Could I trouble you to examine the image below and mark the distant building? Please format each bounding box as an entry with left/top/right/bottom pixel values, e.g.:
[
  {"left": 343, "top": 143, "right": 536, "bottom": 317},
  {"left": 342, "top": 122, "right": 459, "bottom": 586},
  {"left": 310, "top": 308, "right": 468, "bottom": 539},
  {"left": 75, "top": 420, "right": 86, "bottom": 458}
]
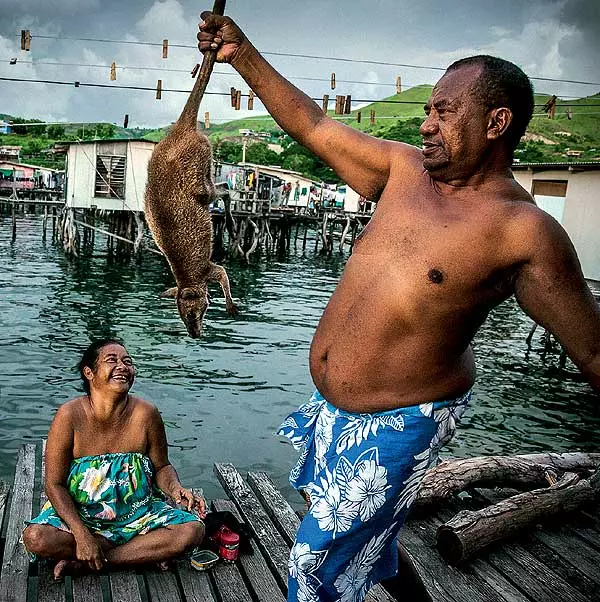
[
  {"left": 56, "top": 138, "right": 156, "bottom": 212},
  {"left": 0, "top": 120, "right": 12, "bottom": 134},
  {"left": 512, "top": 161, "right": 600, "bottom": 281},
  {"left": 0, "top": 145, "right": 21, "bottom": 162},
  {"left": 0, "top": 160, "right": 63, "bottom": 196}
]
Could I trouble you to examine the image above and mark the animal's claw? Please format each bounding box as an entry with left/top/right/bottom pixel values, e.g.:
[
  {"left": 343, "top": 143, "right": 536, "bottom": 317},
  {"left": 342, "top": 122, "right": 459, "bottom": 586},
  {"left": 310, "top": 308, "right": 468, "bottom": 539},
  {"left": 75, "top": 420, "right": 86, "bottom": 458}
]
[{"left": 226, "top": 302, "right": 240, "bottom": 316}]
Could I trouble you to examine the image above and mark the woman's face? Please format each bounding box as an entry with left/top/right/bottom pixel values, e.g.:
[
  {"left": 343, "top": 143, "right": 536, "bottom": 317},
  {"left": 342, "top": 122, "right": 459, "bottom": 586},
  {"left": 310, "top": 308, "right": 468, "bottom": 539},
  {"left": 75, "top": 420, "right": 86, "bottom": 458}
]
[{"left": 87, "top": 343, "right": 135, "bottom": 394}]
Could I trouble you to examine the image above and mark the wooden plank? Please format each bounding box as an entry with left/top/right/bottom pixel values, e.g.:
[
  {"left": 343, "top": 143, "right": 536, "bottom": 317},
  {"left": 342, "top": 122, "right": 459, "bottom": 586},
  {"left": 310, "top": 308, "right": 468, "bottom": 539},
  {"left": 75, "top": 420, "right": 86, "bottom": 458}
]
[
  {"left": 210, "top": 561, "right": 253, "bottom": 602},
  {"left": 109, "top": 570, "right": 143, "bottom": 602},
  {"left": 0, "top": 444, "right": 36, "bottom": 602},
  {"left": 0, "top": 480, "right": 11, "bottom": 533},
  {"left": 487, "top": 544, "right": 590, "bottom": 602},
  {"left": 247, "top": 471, "right": 398, "bottom": 602},
  {"left": 176, "top": 561, "right": 216, "bottom": 602},
  {"left": 213, "top": 464, "right": 290, "bottom": 590},
  {"left": 145, "top": 569, "right": 182, "bottom": 601},
  {"left": 400, "top": 522, "right": 496, "bottom": 602},
  {"left": 213, "top": 498, "right": 285, "bottom": 602},
  {"left": 72, "top": 574, "right": 104, "bottom": 602},
  {"left": 37, "top": 438, "right": 68, "bottom": 602}
]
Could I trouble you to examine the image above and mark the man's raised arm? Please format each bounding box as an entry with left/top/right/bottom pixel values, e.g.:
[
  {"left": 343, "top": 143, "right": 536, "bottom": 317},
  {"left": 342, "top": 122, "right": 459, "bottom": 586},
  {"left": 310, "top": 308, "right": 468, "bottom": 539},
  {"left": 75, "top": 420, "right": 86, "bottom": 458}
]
[
  {"left": 514, "top": 211, "right": 600, "bottom": 393},
  {"left": 198, "top": 13, "right": 417, "bottom": 201}
]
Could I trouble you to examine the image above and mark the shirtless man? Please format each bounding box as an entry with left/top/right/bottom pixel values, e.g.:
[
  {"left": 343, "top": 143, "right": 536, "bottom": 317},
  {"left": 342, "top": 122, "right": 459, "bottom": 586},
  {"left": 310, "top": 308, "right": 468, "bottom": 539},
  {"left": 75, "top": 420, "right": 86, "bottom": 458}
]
[{"left": 199, "top": 15, "right": 600, "bottom": 602}]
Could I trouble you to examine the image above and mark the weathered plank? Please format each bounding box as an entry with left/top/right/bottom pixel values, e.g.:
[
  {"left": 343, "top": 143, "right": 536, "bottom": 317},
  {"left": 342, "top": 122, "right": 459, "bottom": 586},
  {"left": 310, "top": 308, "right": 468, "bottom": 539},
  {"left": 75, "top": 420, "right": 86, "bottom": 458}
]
[
  {"left": 213, "top": 498, "right": 285, "bottom": 602},
  {"left": 37, "top": 438, "right": 68, "bottom": 602},
  {"left": 0, "top": 480, "right": 11, "bottom": 529},
  {"left": 214, "top": 464, "right": 290, "bottom": 590},
  {"left": 72, "top": 573, "right": 104, "bottom": 602},
  {"left": 0, "top": 444, "right": 36, "bottom": 602},
  {"left": 145, "top": 569, "right": 182, "bottom": 601},
  {"left": 109, "top": 570, "right": 143, "bottom": 602},
  {"left": 401, "top": 518, "right": 518, "bottom": 602},
  {"left": 247, "top": 471, "right": 398, "bottom": 602},
  {"left": 37, "top": 569, "right": 67, "bottom": 602},
  {"left": 176, "top": 561, "right": 216, "bottom": 602},
  {"left": 211, "top": 561, "right": 253, "bottom": 602}
]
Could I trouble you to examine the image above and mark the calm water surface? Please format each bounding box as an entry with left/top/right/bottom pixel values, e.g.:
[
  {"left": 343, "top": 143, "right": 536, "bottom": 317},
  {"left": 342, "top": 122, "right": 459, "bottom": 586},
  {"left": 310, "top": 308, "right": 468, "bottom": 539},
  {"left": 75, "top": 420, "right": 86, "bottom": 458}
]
[{"left": 1, "top": 214, "right": 599, "bottom": 505}]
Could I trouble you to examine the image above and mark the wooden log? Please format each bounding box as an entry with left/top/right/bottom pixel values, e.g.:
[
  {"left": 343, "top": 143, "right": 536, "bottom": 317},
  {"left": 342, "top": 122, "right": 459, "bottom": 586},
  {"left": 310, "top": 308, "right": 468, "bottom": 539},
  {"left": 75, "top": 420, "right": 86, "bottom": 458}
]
[
  {"left": 417, "top": 453, "right": 600, "bottom": 506},
  {"left": 436, "top": 469, "right": 600, "bottom": 565}
]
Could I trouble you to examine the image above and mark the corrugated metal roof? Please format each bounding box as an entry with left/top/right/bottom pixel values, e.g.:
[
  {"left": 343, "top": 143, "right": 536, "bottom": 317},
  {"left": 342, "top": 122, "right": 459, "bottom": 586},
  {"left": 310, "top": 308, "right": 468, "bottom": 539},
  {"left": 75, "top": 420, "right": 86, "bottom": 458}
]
[{"left": 512, "top": 161, "right": 600, "bottom": 169}]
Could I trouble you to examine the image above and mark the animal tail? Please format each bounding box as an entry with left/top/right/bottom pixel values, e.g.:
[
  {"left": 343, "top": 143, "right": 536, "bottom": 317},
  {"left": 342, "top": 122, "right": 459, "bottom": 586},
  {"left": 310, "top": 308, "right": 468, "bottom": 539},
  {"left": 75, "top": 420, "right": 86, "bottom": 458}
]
[{"left": 178, "top": 0, "right": 227, "bottom": 129}]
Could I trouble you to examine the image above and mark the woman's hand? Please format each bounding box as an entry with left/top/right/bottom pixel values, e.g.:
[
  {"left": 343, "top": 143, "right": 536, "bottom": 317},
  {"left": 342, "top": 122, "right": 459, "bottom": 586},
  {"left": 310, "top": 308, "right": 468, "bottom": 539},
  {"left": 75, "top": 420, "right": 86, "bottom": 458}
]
[
  {"left": 74, "top": 531, "right": 106, "bottom": 571},
  {"left": 197, "top": 12, "right": 246, "bottom": 64},
  {"left": 172, "top": 486, "right": 207, "bottom": 518}
]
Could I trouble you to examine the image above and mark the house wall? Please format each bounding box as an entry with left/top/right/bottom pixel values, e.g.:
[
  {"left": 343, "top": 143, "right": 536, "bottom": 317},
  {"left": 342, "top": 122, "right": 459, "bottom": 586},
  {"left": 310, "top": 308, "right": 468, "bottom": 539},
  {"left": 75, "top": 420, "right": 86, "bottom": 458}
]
[
  {"left": 513, "top": 168, "right": 600, "bottom": 281},
  {"left": 65, "top": 141, "right": 154, "bottom": 212}
]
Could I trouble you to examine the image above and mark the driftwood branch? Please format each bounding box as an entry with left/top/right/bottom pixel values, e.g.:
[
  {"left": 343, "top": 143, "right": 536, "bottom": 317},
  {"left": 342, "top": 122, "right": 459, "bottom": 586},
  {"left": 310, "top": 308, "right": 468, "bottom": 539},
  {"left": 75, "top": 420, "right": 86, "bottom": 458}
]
[
  {"left": 416, "top": 452, "right": 600, "bottom": 506},
  {"left": 436, "top": 468, "right": 600, "bottom": 565}
]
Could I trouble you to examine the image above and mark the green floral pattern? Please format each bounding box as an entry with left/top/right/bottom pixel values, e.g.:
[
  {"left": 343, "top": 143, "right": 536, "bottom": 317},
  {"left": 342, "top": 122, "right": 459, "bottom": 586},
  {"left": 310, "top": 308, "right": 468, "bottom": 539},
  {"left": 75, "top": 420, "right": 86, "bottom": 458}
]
[{"left": 26, "top": 452, "right": 198, "bottom": 545}]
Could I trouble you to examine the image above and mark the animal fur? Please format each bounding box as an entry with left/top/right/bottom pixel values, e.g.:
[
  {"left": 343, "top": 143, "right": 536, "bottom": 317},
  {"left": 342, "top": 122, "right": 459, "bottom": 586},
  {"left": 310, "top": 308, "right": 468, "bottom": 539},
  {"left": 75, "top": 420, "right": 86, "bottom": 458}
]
[{"left": 144, "top": 39, "right": 238, "bottom": 338}]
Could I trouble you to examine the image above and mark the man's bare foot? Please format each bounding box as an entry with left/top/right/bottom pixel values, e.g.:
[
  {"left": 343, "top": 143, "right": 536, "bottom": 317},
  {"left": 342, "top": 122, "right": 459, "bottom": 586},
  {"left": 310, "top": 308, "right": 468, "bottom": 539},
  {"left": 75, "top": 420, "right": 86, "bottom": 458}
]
[{"left": 53, "top": 559, "right": 84, "bottom": 581}]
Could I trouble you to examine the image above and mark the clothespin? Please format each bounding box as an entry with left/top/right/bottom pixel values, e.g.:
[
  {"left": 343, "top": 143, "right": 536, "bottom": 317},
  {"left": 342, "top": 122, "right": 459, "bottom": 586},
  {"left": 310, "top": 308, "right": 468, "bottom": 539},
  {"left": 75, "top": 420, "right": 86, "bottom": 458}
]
[
  {"left": 156, "top": 79, "right": 162, "bottom": 100},
  {"left": 370, "top": 109, "right": 375, "bottom": 126},
  {"left": 567, "top": 108, "right": 572, "bottom": 120},
  {"left": 344, "top": 95, "right": 352, "bottom": 114},
  {"left": 322, "top": 94, "right": 329, "bottom": 113},
  {"left": 191, "top": 63, "right": 200, "bottom": 78},
  {"left": 9, "top": 58, "right": 17, "bottom": 65},
  {"left": 123, "top": 114, "right": 129, "bottom": 128},
  {"left": 356, "top": 111, "right": 361, "bottom": 123},
  {"left": 335, "top": 95, "right": 345, "bottom": 115},
  {"left": 248, "top": 89, "right": 255, "bottom": 110},
  {"left": 235, "top": 89, "right": 241, "bottom": 110},
  {"left": 74, "top": 81, "right": 80, "bottom": 87},
  {"left": 331, "top": 72, "right": 336, "bottom": 90},
  {"left": 205, "top": 111, "right": 210, "bottom": 129},
  {"left": 110, "top": 62, "right": 116, "bottom": 81},
  {"left": 396, "top": 76, "right": 402, "bottom": 95},
  {"left": 162, "top": 39, "right": 169, "bottom": 59},
  {"left": 230, "top": 87, "right": 237, "bottom": 107},
  {"left": 20, "top": 30, "right": 31, "bottom": 51}
]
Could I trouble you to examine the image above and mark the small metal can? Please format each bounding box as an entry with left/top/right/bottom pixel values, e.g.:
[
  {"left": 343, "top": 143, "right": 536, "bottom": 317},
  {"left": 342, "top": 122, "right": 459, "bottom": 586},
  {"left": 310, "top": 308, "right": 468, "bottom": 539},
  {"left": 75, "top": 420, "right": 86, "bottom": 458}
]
[{"left": 218, "top": 526, "right": 240, "bottom": 562}]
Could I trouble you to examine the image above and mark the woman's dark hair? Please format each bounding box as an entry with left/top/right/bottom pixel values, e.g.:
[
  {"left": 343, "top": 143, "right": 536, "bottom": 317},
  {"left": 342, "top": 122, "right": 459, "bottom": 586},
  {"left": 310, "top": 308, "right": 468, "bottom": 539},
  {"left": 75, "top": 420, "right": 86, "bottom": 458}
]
[
  {"left": 446, "top": 55, "right": 534, "bottom": 154},
  {"left": 78, "top": 338, "right": 126, "bottom": 394}
]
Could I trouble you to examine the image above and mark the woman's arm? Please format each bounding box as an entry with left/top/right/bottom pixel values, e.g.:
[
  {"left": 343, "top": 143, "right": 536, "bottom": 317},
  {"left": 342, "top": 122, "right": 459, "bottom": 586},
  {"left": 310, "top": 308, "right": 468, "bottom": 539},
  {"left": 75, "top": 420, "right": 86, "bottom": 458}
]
[{"left": 45, "top": 403, "right": 106, "bottom": 570}]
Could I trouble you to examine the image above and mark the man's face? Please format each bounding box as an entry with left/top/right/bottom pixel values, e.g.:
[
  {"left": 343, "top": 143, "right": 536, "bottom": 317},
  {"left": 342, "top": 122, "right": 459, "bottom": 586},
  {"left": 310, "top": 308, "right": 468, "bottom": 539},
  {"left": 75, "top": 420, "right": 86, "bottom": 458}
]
[{"left": 420, "top": 65, "right": 490, "bottom": 181}]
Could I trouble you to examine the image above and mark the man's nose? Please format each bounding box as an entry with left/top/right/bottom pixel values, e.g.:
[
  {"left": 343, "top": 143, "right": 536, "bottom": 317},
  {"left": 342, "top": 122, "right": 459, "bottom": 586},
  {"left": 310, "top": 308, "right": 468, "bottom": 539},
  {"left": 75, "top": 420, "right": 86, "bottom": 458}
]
[{"left": 420, "top": 116, "right": 437, "bottom": 136}]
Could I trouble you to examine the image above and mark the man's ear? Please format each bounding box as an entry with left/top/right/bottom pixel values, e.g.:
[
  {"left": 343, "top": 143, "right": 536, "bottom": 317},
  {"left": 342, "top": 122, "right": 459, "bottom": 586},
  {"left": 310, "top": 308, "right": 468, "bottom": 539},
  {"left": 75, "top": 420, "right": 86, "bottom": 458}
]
[
  {"left": 83, "top": 366, "right": 94, "bottom": 381},
  {"left": 487, "top": 107, "right": 513, "bottom": 140}
]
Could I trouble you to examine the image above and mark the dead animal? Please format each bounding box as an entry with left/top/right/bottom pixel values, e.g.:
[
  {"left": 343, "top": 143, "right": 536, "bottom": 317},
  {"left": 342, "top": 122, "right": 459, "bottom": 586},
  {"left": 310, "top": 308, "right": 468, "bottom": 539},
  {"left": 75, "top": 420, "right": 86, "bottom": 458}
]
[{"left": 144, "top": 0, "right": 238, "bottom": 338}]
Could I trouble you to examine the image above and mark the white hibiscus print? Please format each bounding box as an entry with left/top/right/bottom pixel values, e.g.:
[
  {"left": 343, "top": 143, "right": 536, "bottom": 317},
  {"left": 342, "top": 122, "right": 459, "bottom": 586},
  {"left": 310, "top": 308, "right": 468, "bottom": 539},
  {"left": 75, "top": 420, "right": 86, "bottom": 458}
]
[
  {"left": 336, "top": 413, "right": 404, "bottom": 454},
  {"left": 79, "top": 463, "right": 111, "bottom": 502},
  {"left": 345, "top": 459, "right": 390, "bottom": 522},
  {"left": 289, "top": 542, "right": 327, "bottom": 602},
  {"left": 314, "top": 403, "right": 337, "bottom": 476},
  {"left": 311, "top": 482, "right": 354, "bottom": 535},
  {"left": 334, "top": 524, "right": 395, "bottom": 602}
]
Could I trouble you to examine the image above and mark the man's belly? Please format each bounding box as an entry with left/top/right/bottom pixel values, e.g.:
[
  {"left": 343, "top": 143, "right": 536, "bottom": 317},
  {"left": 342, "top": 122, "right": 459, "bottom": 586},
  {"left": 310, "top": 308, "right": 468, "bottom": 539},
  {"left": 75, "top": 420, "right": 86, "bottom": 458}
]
[{"left": 309, "top": 328, "right": 476, "bottom": 412}]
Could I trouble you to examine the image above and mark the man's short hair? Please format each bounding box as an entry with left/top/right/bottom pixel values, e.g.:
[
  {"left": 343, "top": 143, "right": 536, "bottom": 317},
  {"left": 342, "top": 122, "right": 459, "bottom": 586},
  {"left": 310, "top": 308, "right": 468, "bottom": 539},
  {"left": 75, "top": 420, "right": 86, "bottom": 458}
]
[{"left": 446, "top": 55, "right": 534, "bottom": 152}]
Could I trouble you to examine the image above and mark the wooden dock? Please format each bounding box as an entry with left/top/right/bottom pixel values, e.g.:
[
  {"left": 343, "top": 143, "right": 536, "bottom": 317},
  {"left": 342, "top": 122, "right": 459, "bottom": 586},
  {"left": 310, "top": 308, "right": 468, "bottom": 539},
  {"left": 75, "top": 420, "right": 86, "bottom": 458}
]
[{"left": 0, "top": 443, "right": 598, "bottom": 601}]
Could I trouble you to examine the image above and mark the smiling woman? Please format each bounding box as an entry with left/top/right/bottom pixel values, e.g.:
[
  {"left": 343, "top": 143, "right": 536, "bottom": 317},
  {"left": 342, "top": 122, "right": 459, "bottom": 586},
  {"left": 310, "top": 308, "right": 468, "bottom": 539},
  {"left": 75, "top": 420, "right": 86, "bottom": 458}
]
[{"left": 22, "top": 339, "right": 207, "bottom": 582}]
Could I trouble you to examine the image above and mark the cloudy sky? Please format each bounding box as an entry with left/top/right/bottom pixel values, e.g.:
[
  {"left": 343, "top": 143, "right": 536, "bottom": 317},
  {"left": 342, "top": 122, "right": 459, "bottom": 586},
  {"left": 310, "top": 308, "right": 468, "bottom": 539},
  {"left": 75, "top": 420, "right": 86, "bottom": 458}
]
[{"left": 0, "top": 0, "right": 598, "bottom": 128}]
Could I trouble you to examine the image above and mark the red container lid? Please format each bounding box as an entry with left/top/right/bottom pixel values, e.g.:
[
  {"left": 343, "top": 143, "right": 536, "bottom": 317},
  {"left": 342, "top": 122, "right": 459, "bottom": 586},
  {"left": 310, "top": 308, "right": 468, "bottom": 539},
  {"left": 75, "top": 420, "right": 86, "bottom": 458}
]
[{"left": 219, "top": 526, "right": 240, "bottom": 545}]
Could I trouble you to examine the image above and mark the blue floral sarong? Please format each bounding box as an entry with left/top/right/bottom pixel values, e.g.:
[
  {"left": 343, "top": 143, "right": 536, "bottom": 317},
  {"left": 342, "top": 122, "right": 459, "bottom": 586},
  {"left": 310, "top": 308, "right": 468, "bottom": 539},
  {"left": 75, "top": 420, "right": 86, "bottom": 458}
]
[
  {"left": 26, "top": 452, "right": 199, "bottom": 548},
  {"left": 278, "top": 389, "right": 471, "bottom": 602}
]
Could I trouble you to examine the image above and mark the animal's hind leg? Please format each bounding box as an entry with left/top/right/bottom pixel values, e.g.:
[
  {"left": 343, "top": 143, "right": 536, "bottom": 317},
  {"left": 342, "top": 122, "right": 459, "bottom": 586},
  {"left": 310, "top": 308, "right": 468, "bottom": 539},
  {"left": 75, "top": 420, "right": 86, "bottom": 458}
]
[{"left": 207, "top": 262, "right": 239, "bottom": 315}]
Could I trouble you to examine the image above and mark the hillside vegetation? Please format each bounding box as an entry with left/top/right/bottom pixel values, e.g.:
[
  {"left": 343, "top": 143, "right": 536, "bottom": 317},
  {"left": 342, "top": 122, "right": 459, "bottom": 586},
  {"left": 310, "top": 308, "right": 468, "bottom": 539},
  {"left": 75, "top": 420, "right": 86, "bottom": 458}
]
[{"left": 1, "top": 86, "right": 599, "bottom": 180}]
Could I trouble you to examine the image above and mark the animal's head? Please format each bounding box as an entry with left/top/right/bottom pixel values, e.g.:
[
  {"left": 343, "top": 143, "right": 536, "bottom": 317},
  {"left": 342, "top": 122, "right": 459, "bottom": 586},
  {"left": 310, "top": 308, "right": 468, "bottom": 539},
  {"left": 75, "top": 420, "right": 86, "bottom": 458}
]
[{"left": 160, "top": 285, "right": 210, "bottom": 338}]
